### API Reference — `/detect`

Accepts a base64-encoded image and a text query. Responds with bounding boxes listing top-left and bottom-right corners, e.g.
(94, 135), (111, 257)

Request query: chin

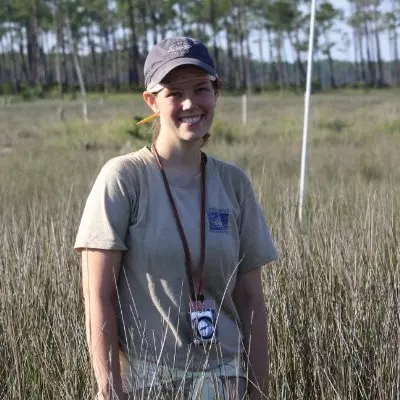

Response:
(179, 130), (208, 143)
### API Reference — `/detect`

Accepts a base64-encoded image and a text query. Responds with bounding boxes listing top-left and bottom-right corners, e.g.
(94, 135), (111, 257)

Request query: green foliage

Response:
(0, 81), (15, 95)
(126, 117), (152, 140)
(357, 152), (383, 182)
(383, 119), (400, 135)
(318, 118), (348, 133)
(210, 119), (239, 144)
(19, 83), (43, 100)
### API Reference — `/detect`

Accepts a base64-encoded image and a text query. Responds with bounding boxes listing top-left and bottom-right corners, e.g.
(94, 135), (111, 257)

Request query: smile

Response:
(179, 115), (202, 124)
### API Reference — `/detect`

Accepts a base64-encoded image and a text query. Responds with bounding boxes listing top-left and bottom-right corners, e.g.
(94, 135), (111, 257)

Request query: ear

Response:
(213, 79), (222, 103)
(143, 91), (158, 112)
(213, 90), (220, 107)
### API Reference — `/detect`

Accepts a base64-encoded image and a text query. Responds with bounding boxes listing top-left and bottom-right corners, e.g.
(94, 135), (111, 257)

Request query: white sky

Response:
(248, 0), (397, 63)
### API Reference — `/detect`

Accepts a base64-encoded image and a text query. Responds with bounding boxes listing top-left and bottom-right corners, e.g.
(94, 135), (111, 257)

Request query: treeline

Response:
(0, 0), (399, 97)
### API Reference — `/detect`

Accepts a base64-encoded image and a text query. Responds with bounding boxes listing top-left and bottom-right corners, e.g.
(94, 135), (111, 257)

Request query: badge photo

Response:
(189, 299), (218, 346)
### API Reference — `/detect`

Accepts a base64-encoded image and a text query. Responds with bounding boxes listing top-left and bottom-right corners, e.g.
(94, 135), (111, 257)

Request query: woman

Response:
(75, 37), (277, 400)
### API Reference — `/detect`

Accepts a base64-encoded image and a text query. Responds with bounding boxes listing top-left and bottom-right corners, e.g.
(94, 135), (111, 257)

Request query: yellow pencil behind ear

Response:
(135, 112), (160, 126)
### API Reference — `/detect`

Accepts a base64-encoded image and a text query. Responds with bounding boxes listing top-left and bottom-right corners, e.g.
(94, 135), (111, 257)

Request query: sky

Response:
(247, 0), (397, 63)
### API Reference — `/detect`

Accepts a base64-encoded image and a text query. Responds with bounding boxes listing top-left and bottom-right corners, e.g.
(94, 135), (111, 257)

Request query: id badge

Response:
(189, 299), (218, 346)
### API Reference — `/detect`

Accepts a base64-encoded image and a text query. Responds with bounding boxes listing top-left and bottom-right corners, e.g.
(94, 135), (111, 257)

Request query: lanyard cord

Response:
(151, 144), (206, 302)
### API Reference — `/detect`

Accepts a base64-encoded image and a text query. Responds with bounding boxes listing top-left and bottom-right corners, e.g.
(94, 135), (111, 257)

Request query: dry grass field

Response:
(1, 90), (399, 399)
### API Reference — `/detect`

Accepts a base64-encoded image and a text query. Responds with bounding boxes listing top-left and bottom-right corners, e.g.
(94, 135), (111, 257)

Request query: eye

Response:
(196, 87), (211, 94)
(166, 91), (181, 98)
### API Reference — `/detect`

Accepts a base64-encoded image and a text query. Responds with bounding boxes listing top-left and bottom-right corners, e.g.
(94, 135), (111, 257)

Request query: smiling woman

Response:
(74, 37), (277, 400)
(143, 66), (218, 146)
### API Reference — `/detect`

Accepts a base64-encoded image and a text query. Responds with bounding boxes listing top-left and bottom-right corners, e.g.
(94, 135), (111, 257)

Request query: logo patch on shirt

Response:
(207, 208), (229, 233)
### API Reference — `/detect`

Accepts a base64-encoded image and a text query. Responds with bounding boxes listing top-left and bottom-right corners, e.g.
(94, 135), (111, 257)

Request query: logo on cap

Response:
(168, 40), (192, 54)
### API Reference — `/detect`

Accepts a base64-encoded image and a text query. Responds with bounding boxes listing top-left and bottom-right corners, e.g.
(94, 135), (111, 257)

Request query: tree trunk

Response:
(392, 0), (400, 85)
(66, 17), (88, 123)
(394, 27), (400, 85)
(353, 28), (360, 81)
(209, 0), (219, 71)
(257, 31), (265, 92)
(18, 29), (29, 83)
(101, 27), (110, 94)
(0, 43), (7, 85)
(276, 34), (286, 90)
(9, 28), (19, 94)
(235, 9), (247, 91)
(39, 45), (47, 91)
(315, 53), (323, 90)
(363, 20), (375, 85)
(122, 27), (130, 87)
(374, 25), (384, 86)
(55, 41), (61, 93)
(128, 0), (140, 86)
(26, 8), (42, 93)
(42, 33), (51, 87)
(372, 1), (384, 86)
(54, 22), (65, 120)
(266, 27), (278, 88)
(245, 33), (252, 93)
(160, 25), (167, 40)
(139, 4), (149, 54)
(357, 28), (367, 83)
(86, 26), (99, 88)
(177, 3), (186, 35)
(111, 28), (121, 91)
(149, 5), (159, 45)
(224, 19), (236, 90)
(324, 32), (336, 88)
(60, 29), (69, 88)
(327, 50), (336, 89)
(26, 18), (36, 85)
(288, 31), (306, 87)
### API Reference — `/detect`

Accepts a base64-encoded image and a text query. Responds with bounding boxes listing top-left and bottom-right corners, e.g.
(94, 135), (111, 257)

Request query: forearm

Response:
(233, 269), (270, 399)
(242, 303), (269, 400)
(85, 297), (123, 399)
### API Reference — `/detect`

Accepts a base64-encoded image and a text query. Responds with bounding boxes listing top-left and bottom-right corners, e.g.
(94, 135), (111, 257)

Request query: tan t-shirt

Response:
(75, 146), (277, 373)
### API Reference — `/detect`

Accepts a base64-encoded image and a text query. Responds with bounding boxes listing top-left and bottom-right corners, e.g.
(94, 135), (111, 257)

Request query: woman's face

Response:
(145, 66), (219, 144)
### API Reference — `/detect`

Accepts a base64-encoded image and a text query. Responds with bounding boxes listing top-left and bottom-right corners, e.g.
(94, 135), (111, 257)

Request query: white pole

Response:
(242, 94), (247, 125)
(298, 0), (318, 223)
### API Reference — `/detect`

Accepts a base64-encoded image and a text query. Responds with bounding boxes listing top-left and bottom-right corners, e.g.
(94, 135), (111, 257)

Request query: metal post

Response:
(242, 94), (247, 125)
(298, 0), (318, 223)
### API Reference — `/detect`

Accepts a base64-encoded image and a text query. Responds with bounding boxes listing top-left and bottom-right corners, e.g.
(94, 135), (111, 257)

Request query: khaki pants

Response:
(126, 375), (246, 399)
(120, 353), (247, 399)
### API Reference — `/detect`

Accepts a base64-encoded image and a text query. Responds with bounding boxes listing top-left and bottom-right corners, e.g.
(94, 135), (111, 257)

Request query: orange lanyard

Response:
(151, 144), (206, 302)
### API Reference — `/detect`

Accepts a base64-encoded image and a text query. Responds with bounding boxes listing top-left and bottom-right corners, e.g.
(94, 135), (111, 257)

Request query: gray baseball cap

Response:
(144, 37), (218, 91)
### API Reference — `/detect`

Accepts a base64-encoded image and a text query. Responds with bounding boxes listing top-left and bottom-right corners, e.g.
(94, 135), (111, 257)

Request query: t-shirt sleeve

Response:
(74, 160), (133, 251)
(238, 181), (278, 275)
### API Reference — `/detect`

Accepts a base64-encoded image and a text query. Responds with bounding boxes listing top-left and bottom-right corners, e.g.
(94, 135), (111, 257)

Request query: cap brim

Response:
(147, 58), (217, 90)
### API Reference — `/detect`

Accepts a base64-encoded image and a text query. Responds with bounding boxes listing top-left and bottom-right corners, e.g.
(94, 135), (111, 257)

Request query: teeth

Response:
(180, 116), (201, 124)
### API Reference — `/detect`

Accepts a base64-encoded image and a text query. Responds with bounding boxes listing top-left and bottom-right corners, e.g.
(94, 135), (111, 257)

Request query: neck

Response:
(154, 135), (203, 173)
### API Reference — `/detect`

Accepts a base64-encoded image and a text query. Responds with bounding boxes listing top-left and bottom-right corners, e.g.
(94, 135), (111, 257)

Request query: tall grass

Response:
(1, 91), (399, 399)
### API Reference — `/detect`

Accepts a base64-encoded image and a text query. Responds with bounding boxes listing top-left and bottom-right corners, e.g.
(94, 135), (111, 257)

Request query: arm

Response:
(81, 249), (125, 400)
(233, 268), (269, 400)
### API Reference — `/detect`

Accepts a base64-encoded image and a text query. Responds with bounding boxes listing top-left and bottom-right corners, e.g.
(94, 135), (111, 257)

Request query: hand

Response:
(247, 387), (266, 400)
(95, 390), (128, 400)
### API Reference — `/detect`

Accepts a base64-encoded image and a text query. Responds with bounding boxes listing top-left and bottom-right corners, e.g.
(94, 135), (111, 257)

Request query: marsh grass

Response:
(1, 90), (399, 399)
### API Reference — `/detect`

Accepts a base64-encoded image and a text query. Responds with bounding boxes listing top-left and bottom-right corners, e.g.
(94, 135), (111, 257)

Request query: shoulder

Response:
(97, 146), (154, 191)
(92, 146), (153, 198)
(207, 155), (253, 194)
(101, 146), (152, 178)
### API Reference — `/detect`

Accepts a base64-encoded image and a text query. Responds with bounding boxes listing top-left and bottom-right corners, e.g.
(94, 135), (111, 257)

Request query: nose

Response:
(181, 95), (194, 110)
